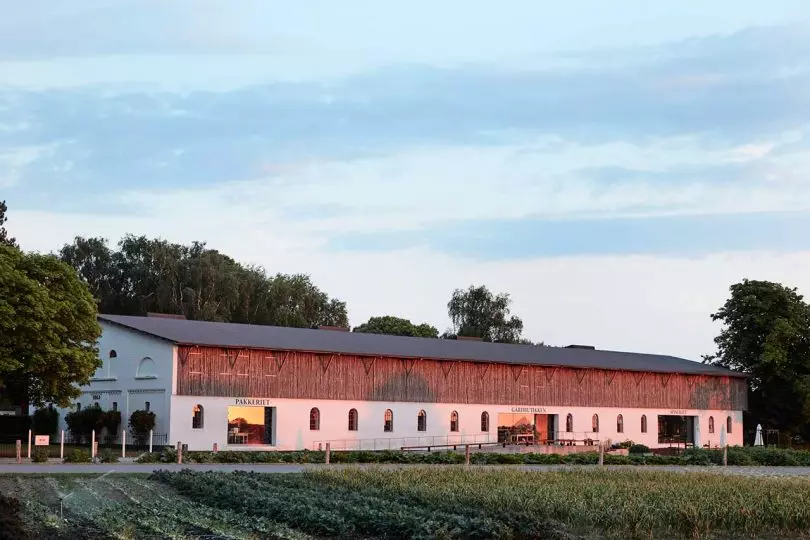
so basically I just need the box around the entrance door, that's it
[534,414,556,443]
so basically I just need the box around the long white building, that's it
[55,314,746,451]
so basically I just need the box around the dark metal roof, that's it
[98,314,744,378]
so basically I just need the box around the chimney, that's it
[317,325,349,332]
[457,336,484,342]
[147,312,187,320]
[566,344,595,350]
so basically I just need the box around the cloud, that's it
[9,206,810,360]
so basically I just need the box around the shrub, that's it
[31,447,50,463]
[103,410,122,437]
[128,410,156,444]
[629,444,650,454]
[613,440,634,450]
[65,406,106,442]
[32,407,59,437]
[99,449,119,463]
[136,451,161,463]
[63,449,91,463]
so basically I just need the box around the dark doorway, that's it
[658,415,695,445]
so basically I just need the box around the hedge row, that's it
[135,446,810,466]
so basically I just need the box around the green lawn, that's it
[2,468,810,539]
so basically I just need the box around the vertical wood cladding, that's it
[176,346,748,410]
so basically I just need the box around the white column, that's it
[60,430,65,460]
[122,431,126,458]
[27,429,31,459]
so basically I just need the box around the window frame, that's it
[592,414,599,433]
[384,409,394,432]
[641,414,647,433]
[566,413,573,433]
[726,416,732,434]
[348,408,358,431]
[192,404,204,429]
[480,411,489,432]
[708,416,715,434]
[616,414,624,434]
[309,407,320,431]
[417,409,426,432]
[450,410,459,432]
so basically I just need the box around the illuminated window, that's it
[708,416,715,434]
[192,404,204,429]
[592,414,599,433]
[450,411,459,432]
[309,408,320,431]
[727,416,732,434]
[641,415,647,433]
[566,414,573,432]
[348,408,358,431]
[417,410,426,432]
[384,409,394,432]
[617,414,624,433]
[481,411,489,432]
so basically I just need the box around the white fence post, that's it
[149,430,153,453]
[27,429,32,459]
[122,431,127,458]
[91,430,96,459]
[60,430,65,460]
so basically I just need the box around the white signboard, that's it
[34,435,50,446]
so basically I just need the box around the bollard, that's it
[60,430,65,460]
[723,444,728,467]
[213,442,218,453]
[149,430,153,454]
[325,442,331,464]
[91,430,96,459]
[598,443,604,466]
[177,441,182,464]
[122,431,127,458]
[27,429,32,459]
[16,440,21,464]
[465,444,470,467]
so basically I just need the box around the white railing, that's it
[311,433,495,451]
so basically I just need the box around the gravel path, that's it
[1,463,810,476]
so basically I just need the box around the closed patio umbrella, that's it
[754,424,764,446]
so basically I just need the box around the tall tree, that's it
[704,279,810,439]
[59,234,348,328]
[354,316,439,338]
[447,285,524,343]
[0,200,17,247]
[0,244,101,407]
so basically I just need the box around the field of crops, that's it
[2,468,810,539]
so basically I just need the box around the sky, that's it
[2,1,810,360]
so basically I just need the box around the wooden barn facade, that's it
[54,314,747,451]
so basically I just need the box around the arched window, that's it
[566,414,573,432]
[708,416,715,434]
[417,410,426,432]
[481,411,489,432]
[112,402,118,412]
[592,414,599,433]
[192,404,204,429]
[144,401,151,412]
[450,411,459,432]
[348,408,358,431]
[616,414,624,433]
[309,408,320,430]
[726,416,732,434]
[384,409,394,432]
[109,350,117,358]
[136,357,157,378]
[641,415,647,433]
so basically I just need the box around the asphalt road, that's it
[1,463,810,476]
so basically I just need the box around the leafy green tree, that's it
[354,316,439,338]
[447,285,525,343]
[0,200,16,247]
[0,244,101,408]
[705,279,810,439]
[59,235,348,328]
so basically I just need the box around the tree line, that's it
[1,200,809,440]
